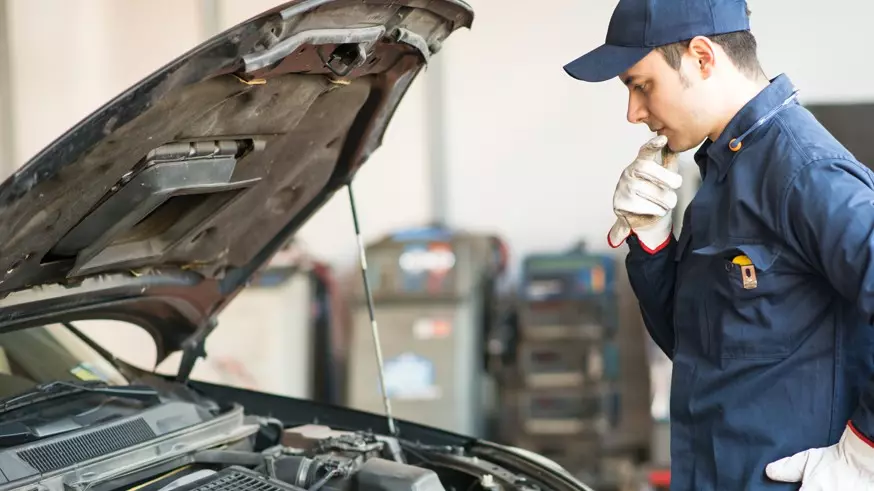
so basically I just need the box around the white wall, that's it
[439,1,652,265]
[0,1,11,175]
[750,1,874,103]
[4,0,874,274]
[5,0,203,167]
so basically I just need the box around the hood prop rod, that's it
[176,317,218,383]
[346,182,397,437]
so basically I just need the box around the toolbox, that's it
[517,248,619,339]
[497,244,651,486]
[520,250,617,301]
[517,298,616,340]
[516,340,620,388]
[501,386,621,437]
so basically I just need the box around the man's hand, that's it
[608,135,683,253]
[766,423,874,489]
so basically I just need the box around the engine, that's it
[140,424,451,491]
[0,397,552,491]
[267,424,443,491]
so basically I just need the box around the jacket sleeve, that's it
[781,158,874,442]
[624,234,677,359]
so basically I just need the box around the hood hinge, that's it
[176,316,218,383]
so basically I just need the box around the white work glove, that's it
[766,424,874,489]
[608,135,682,253]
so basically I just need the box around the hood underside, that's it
[0,0,472,362]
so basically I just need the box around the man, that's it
[563,1,874,490]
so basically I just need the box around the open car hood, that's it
[0,0,472,365]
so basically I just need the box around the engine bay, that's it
[0,390,561,491]
[131,421,548,491]
[171,424,451,491]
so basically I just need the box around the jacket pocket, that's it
[692,241,792,359]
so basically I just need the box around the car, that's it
[0,2,595,491]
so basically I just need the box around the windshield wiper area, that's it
[0,381,162,446]
[0,380,161,415]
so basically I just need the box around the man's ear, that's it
[687,36,717,79]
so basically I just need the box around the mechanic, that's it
[563,0,874,490]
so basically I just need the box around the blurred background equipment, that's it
[346,226,508,439]
[494,242,652,491]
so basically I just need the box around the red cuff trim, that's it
[849,421,874,448]
[634,227,674,255]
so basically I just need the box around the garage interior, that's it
[0,1,868,490]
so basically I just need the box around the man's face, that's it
[620,50,712,152]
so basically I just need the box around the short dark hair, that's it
[655,6,764,79]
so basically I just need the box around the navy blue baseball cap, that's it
[564,0,750,82]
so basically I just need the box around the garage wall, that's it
[5,0,203,167]
[4,0,874,274]
[439,1,651,265]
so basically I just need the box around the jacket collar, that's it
[694,74,799,180]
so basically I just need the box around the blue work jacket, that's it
[625,73,874,490]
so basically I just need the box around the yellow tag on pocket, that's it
[732,255,753,266]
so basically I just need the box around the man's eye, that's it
[635,84,649,93]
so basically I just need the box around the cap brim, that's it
[563,44,653,82]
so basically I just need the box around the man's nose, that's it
[627,94,648,124]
